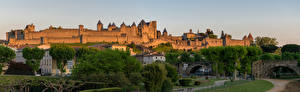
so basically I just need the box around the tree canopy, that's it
[255,36,278,46]
[281,44,300,53]
[49,45,76,75]
[22,47,45,74]
[0,45,16,74]
[260,45,278,53]
[0,45,16,63]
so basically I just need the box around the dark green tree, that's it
[49,45,76,76]
[179,52,194,62]
[260,45,278,53]
[142,63,167,92]
[0,45,16,74]
[240,46,262,79]
[22,47,45,74]
[164,63,178,83]
[281,44,300,53]
[201,47,223,78]
[72,49,142,87]
[223,46,247,81]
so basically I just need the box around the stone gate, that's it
[252,60,300,78]
[178,62,212,75]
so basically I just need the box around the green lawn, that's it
[197,80,273,92]
[174,78,222,89]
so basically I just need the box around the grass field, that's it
[197,80,273,92]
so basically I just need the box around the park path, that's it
[173,80,228,92]
[265,79,300,92]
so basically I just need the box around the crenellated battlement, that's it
[6,20,253,51]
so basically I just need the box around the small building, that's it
[38,44,75,76]
[135,54,166,65]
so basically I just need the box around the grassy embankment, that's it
[196,80,273,92]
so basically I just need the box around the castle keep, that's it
[6,20,253,50]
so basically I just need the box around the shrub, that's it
[5,62,34,75]
[179,78,193,86]
[80,87,121,92]
[194,80,202,85]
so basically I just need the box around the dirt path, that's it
[281,80,300,92]
[265,79,299,92]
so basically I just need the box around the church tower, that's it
[97,20,103,31]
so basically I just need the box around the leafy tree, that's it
[0,45,16,74]
[22,47,45,74]
[72,49,142,88]
[200,47,223,78]
[179,52,194,62]
[49,45,76,76]
[194,52,205,62]
[161,78,173,92]
[142,63,167,92]
[281,44,300,53]
[240,46,262,79]
[223,46,247,81]
[76,47,98,61]
[165,52,180,64]
[164,63,178,83]
[260,45,278,53]
[255,36,278,46]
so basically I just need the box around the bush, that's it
[179,78,193,86]
[5,62,34,75]
[194,80,202,85]
[80,87,121,92]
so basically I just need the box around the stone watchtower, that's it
[25,24,35,32]
[163,28,168,37]
[97,20,103,31]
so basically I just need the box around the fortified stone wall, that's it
[6,20,253,50]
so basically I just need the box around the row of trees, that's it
[71,47,178,92]
[200,46,262,80]
[22,45,76,75]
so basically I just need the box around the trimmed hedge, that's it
[179,78,193,86]
[80,87,121,92]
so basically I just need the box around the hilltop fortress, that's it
[6,20,253,50]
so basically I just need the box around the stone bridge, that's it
[252,60,300,78]
[178,62,212,75]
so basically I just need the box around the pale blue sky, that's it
[0,0,299,45]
